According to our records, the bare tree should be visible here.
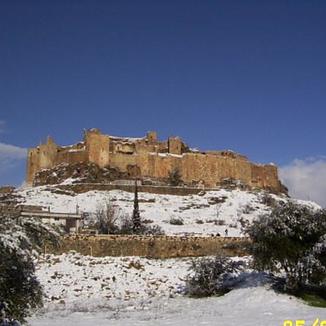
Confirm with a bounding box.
[95,200,119,234]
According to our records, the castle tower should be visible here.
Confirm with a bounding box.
[26,136,58,185]
[146,131,157,143]
[84,129,110,168]
[168,137,183,155]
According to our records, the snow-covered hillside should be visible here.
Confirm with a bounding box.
[34,252,189,311]
[17,186,320,236]
[11,185,323,325]
[29,253,325,326]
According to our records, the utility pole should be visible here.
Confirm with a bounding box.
[132,179,141,232]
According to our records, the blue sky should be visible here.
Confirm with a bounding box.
[0,1,326,205]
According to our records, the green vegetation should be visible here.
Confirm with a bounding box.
[186,256,245,297]
[300,293,326,308]
[0,215,60,323]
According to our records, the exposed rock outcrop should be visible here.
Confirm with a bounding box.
[33,162,130,186]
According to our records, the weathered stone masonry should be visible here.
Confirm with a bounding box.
[46,235,249,258]
[26,129,286,193]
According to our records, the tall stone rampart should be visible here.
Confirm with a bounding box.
[26,129,286,193]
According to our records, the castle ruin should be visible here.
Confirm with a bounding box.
[26,129,286,193]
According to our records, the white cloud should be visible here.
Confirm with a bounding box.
[0,142,27,175]
[280,157,326,207]
[0,142,27,159]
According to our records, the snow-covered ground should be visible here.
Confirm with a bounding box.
[16,186,324,325]
[17,186,319,237]
[29,291,325,326]
[29,253,325,326]
[34,253,190,309]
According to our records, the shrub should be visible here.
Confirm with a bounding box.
[0,242,42,323]
[260,193,277,207]
[242,204,254,214]
[94,200,165,236]
[141,224,165,236]
[119,215,164,235]
[238,216,250,229]
[168,168,182,186]
[245,202,326,292]
[186,256,245,297]
[94,201,119,234]
[19,217,61,251]
[142,219,154,224]
[0,214,60,323]
[169,217,184,225]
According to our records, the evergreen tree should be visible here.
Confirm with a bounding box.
[0,214,60,323]
[132,180,141,232]
[245,202,326,291]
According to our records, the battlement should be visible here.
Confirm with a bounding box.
[26,129,287,193]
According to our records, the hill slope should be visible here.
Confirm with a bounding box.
[17,185,319,237]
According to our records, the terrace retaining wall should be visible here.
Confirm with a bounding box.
[46,235,249,258]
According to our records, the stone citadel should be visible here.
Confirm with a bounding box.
[26,129,286,193]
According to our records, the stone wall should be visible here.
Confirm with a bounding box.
[251,164,281,192]
[45,235,249,258]
[26,137,88,185]
[0,203,43,217]
[26,129,286,194]
[55,149,88,166]
[58,183,207,195]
